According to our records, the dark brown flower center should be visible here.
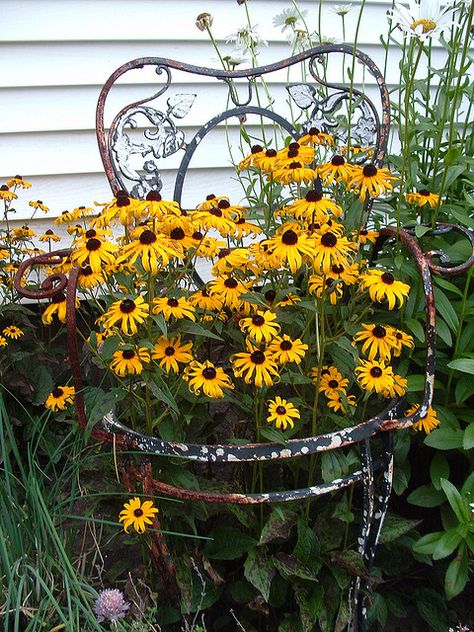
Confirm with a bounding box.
[192,231,203,240]
[280,340,292,351]
[165,346,176,356]
[45,229,54,235]
[306,190,323,202]
[252,315,265,326]
[146,190,162,201]
[264,289,276,302]
[170,227,185,240]
[52,292,66,303]
[120,299,136,313]
[331,264,344,274]
[86,238,101,251]
[289,161,302,169]
[0,185,9,191]
[52,387,64,398]
[139,230,157,245]
[287,148,299,158]
[81,265,93,276]
[85,229,97,238]
[251,144,263,153]
[265,149,277,157]
[363,164,377,177]
[167,298,179,307]
[116,195,131,207]
[218,248,231,259]
[282,230,298,246]
[209,207,223,217]
[123,349,136,359]
[202,367,217,379]
[321,369,329,376]
[418,189,430,196]
[370,367,383,378]
[321,232,337,248]
[395,332,403,340]
[360,229,368,236]
[224,278,238,289]
[331,155,345,166]
[328,379,339,388]
[250,350,266,364]
[133,508,143,517]
[308,127,321,135]
[206,194,216,200]
[276,405,286,415]
[372,325,386,338]
[381,272,394,285]
[218,200,230,209]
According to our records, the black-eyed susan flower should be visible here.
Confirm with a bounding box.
[138,190,181,219]
[183,360,234,398]
[312,228,353,274]
[382,373,407,398]
[71,231,118,274]
[276,142,315,167]
[42,292,79,325]
[272,161,317,185]
[308,275,343,304]
[327,392,357,413]
[359,269,410,310]
[263,228,315,274]
[196,194,229,211]
[189,287,224,312]
[239,310,280,343]
[119,497,158,534]
[266,396,300,430]
[282,189,342,223]
[39,229,62,243]
[0,336,8,347]
[231,216,262,239]
[355,359,395,395]
[152,296,196,321]
[77,265,105,289]
[347,164,398,201]
[232,341,280,388]
[298,127,334,146]
[110,346,150,377]
[238,144,265,170]
[405,189,440,208]
[212,248,251,276]
[191,204,238,237]
[12,226,36,241]
[208,276,253,310]
[29,200,49,213]
[3,325,24,339]
[0,185,18,202]
[94,191,143,226]
[116,229,182,274]
[54,210,77,224]
[45,385,75,412]
[390,327,415,357]
[353,324,398,361]
[318,368,349,398]
[354,228,379,245]
[6,175,32,189]
[253,148,279,173]
[318,155,356,185]
[406,403,441,434]
[268,335,308,365]
[151,335,193,373]
[274,293,301,308]
[102,296,149,336]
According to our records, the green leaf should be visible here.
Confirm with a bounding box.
[412,531,443,555]
[259,506,297,545]
[436,318,452,346]
[293,583,324,632]
[83,386,128,430]
[367,593,387,629]
[447,358,474,374]
[405,318,425,343]
[414,587,448,632]
[244,548,275,602]
[379,513,421,544]
[444,544,469,599]
[408,485,446,507]
[406,374,426,392]
[274,553,320,582]
[440,478,469,523]
[430,453,450,490]
[415,225,432,238]
[31,364,54,406]
[432,528,463,560]
[179,321,223,341]
[204,527,256,560]
[146,376,179,414]
[424,428,464,450]
[99,335,121,360]
[293,519,320,563]
[463,423,474,450]
[455,375,474,405]
[329,550,365,576]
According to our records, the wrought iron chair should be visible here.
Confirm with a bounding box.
[15,45,474,631]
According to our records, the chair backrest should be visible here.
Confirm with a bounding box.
[95,45,390,204]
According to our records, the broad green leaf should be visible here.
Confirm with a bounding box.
[274,553,320,582]
[447,358,474,374]
[407,485,445,507]
[444,544,469,600]
[414,587,448,632]
[179,321,223,341]
[146,377,179,414]
[463,423,474,450]
[259,507,297,545]
[440,478,469,523]
[379,513,421,544]
[434,288,459,333]
[204,527,256,560]
[412,531,443,555]
[405,318,425,343]
[430,453,450,490]
[244,548,275,602]
[424,428,464,450]
[432,528,463,560]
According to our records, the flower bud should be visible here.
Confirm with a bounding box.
[196,12,213,31]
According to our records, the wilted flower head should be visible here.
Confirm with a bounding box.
[93,589,129,623]
[333,3,353,15]
[287,28,313,51]
[273,7,308,32]
[226,25,268,52]
[222,50,250,67]
[389,0,461,41]
[196,12,213,31]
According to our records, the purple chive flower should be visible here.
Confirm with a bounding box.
[93,589,130,623]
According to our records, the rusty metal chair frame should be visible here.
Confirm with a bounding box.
[15,45,474,631]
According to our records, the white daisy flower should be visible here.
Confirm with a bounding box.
[273,8,308,32]
[225,25,268,52]
[333,4,354,16]
[222,49,250,67]
[286,28,313,50]
[388,0,461,41]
